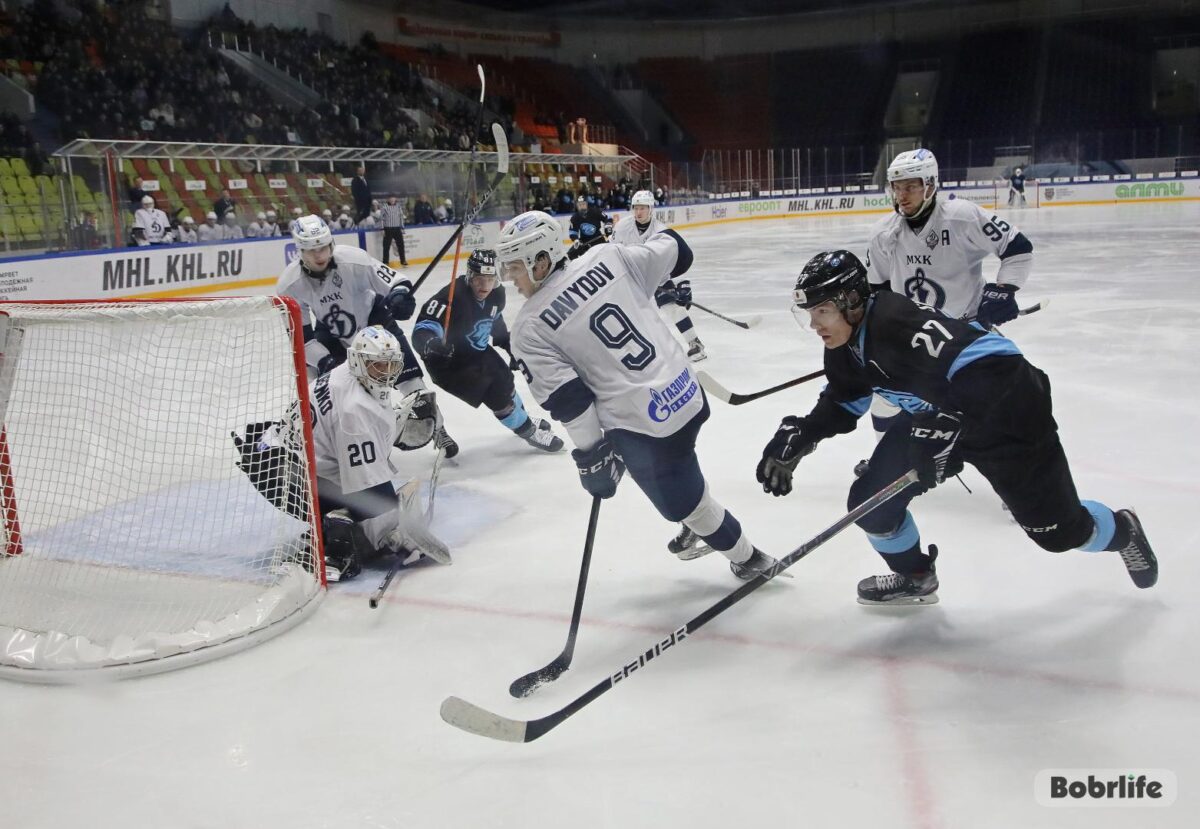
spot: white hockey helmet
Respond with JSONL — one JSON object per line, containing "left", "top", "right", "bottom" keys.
{"left": 341, "top": 204, "right": 351, "bottom": 214}
{"left": 141, "top": 194, "right": 154, "bottom": 208}
{"left": 256, "top": 211, "right": 267, "bottom": 221}
{"left": 321, "top": 208, "right": 333, "bottom": 219}
{"left": 223, "top": 211, "right": 238, "bottom": 224}
{"left": 182, "top": 215, "right": 194, "bottom": 224}
{"left": 266, "top": 209, "right": 277, "bottom": 219}
{"left": 291, "top": 215, "right": 335, "bottom": 274}
{"left": 886, "top": 148, "right": 938, "bottom": 216}
{"left": 631, "top": 190, "right": 655, "bottom": 208}
{"left": 292, "top": 207, "right": 303, "bottom": 217}
{"left": 205, "top": 211, "right": 218, "bottom": 222}
{"left": 347, "top": 326, "right": 405, "bottom": 403}
{"left": 496, "top": 210, "right": 567, "bottom": 290}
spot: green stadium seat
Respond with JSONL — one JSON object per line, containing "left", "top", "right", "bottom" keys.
{"left": 1, "top": 176, "right": 21, "bottom": 197}
{"left": 0, "top": 159, "right": 11, "bottom": 176}
{"left": 9, "top": 158, "right": 30, "bottom": 177}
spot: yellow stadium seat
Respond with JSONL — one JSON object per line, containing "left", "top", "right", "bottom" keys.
{"left": 1, "top": 176, "right": 21, "bottom": 197}
{"left": 0, "top": 214, "right": 17, "bottom": 240}
{"left": 9, "top": 158, "right": 30, "bottom": 177}
{"left": 0, "top": 159, "right": 11, "bottom": 176}
{"left": 18, "top": 176, "right": 37, "bottom": 196}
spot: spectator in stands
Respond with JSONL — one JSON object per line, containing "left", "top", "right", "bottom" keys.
{"left": 177, "top": 215, "right": 198, "bottom": 243}
{"left": 23, "top": 142, "right": 50, "bottom": 177}
{"left": 380, "top": 195, "right": 407, "bottom": 266}
{"left": 199, "top": 212, "right": 221, "bottom": 241}
{"left": 214, "top": 189, "right": 236, "bottom": 221}
{"left": 442, "top": 198, "right": 455, "bottom": 223}
{"left": 71, "top": 210, "right": 101, "bottom": 250}
{"left": 568, "top": 117, "right": 588, "bottom": 144}
{"left": 413, "top": 193, "right": 435, "bottom": 225}
{"left": 128, "top": 177, "right": 147, "bottom": 212}
{"left": 351, "top": 166, "right": 372, "bottom": 223}
{"left": 654, "top": 186, "right": 668, "bottom": 206}
{"left": 221, "top": 211, "right": 244, "bottom": 240}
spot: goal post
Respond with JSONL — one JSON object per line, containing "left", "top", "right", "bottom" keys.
{"left": 0, "top": 296, "right": 325, "bottom": 681}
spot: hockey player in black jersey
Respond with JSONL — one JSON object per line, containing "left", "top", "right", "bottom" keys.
{"left": 411, "top": 249, "right": 565, "bottom": 454}
{"left": 567, "top": 195, "right": 613, "bottom": 260}
{"left": 756, "top": 250, "right": 1158, "bottom": 604}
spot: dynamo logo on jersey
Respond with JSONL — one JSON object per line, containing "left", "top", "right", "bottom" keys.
{"left": 468, "top": 318, "right": 493, "bottom": 351}
{"left": 647, "top": 367, "right": 698, "bottom": 423}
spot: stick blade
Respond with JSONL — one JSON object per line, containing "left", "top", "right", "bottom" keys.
{"left": 696, "top": 370, "right": 733, "bottom": 403}
{"left": 440, "top": 696, "right": 528, "bottom": 743}
{"left": 477, "top": 64, "right": 485, "bottom": 100}
{"left": 509, "top": 659, "right": 568, "bottom": 698}
{"left": 491, "top": 122, "right": 509, "bottom": 173}
{"left": 739, "top": 315, "right": 762, "bottom": 329}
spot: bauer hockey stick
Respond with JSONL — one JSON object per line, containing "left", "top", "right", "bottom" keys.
{"left": 411, "top": 121, "right": 510, "bottom": 293}
{"left": 690, "top": 301, "right": 761, "bottom": 330}
{"left": 440, "top": 469, "right": 920, "bottom": 743}
{"left": 698, "top": 367, "right": 826, "bottom": 406}
{"left": 508, "top": 496, "right": 602, "bottom": 698}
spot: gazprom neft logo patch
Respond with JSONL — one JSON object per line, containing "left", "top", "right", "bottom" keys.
{"left": 1035, "top": 769, "right": 1177, "bottom": 807}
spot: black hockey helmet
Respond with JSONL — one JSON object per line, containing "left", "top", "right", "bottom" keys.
{"left": 467, "top": 248, "right": 498, "bottom": 278}
{"left": 792, "top": 250, "right": 869, "bottom": 316}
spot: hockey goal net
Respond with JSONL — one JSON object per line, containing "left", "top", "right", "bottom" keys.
{"left": 0, "top": 297, "right": 324, "bottom": 681}
{"left": 993, "top": 177, "right": 1040, "bottom": 208}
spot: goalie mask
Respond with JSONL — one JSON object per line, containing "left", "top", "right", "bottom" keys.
{"left": 348, "top": 326, "right": 405, "bottom": 403}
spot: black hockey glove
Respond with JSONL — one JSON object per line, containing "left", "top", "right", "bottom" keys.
{"left": 756, "top": 416, "right": 816, "bottom": 497}
{"left": 316, "top": 353, "right": 339, "bottom": 376}
{"left": 907, "top": 411, "right": 963, "bottom": 489}
{"left": 384, "top": 281, "right": 416, "bottom": 321}
{"left": 571, "top": 438, "right": 625, "bottom": 500}
{"left": 674, "top": 279, "right": 693, "bottom": 309}
{"left": 654, "top": 283, "right": 678, "bottom": 307}
{"left": 503, "top": 348, "right": 520, "bottom": 372}
{"left": 975, "top": 283, "right": 1018, "bottom": 328}
{"left": 420, "top": 336, "right": 454, "bottom": 369}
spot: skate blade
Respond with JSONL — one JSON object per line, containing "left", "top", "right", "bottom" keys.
{"left": 857, "top": 593, "right": 939, "bottom": 606}
{"left": 673, "top": 544, "right": 713, "bottom": 561}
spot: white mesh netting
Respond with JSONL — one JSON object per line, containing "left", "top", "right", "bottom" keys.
{"left": 0, "top": 297, "right": 323, "bottom": 681}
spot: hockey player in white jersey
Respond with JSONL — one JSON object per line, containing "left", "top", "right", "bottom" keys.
{"left": 613, "top": 189, "right": 706, "bottom": 362}
{"left": 262, "top": 209, "right": 282, "bottom": 237}
{"left": 132, "top": 194, "right": 172, "bottom": 245}
{"left": 859, "top": 148, "right": 1035, "bottom": 465}
{"left": 499, "top": 210, "right": 777, "bottom": 580}
{"left": 247, "top": 212, "right": 268, "bottom": 238}
{"left": 235, "top": 327, "right": 450, "bottom": 582}
{"left": 197, "top": 211, "right": 220, "bottom": 242}
{"left": 221, "top": 211, "right": 245, "bottom": 240}
{"left": 278, "top": 215, "right": 458, "bottom": 456}
{"left": 176, "top": 215, "right": 198, "bottom": 243}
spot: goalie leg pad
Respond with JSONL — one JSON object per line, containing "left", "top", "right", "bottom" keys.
{"left": 322, "top": 510, "right": 373, "bottom": 581}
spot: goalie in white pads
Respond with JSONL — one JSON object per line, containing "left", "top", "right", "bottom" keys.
{"left": 234, "top": 327, "right": 450, "bottom": 582}
{"left": 859, "top": 149, "right": 1035, "bottom": 471}
{"left": 613, "top": 190, "right": 705, "bottom": 362}
{"left": 278, "top": 214, "right": 458, "bottom": 457}
{"left": 500, "top": 210, "right": 777, "bottom": 580}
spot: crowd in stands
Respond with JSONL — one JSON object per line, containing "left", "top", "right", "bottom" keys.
{"left": 525, "top": 178, "right": 669, "bottom": 215}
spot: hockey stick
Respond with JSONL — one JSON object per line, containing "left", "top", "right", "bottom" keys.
{"left": 441, "top": 65, "right": 488, "bottom": 342}
{"left": 440, "top": 470, "right": 920, "bottom": 743}
{"left": 699, "top": 367, "right": 826, "bottom": 406}
{"left": 411, "top": 121, "right": 509, "bottom": 293}
{"left": 690, "top": 301, "right": 761, "bottom": 330}
{"left": 508, "top": 496, "right": 602, "bottom": 698}
{"left": 1017, "top": 299, "right": 1048, "bottom": 316}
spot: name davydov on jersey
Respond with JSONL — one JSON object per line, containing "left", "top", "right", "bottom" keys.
{"left": 648, "top": 366, "right": 698, "bottom": 423}
{"left": 537, "top": 261, "right": 617, "bottom": 329}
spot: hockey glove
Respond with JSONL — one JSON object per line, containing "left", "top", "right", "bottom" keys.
{"left": 756, "top": 416, "right": 816, "bottom": 497}
{"left": 654, "top": 283, "right": 678, "bottom": 308}
{"left": 674, "top": 279, "right": 693, "bottom": 309}
{"left": 420, "top": 336, "right": 454, "bottom": 369}
{"left": 316, "top": 353, "right": 339, "bottom": 376}
{"left": 503, "top": 348, "right": 520, "bottom": 372}
{"left": 384, "top": 281, "right": 416, "bottom": 321}
{"left": 975, "top": 283, "right": 1018, "bottom": 328}
{"left": 907, "top": 411, "right": 963, "bottom": 489}
{"left": 571, "top": 438, "right": 625, "bottom": 500}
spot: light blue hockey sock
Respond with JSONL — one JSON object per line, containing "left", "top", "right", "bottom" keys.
{"left": 497, "top": 392, "right": 530, "bottom": 432}
{"left": 1078, "top": 500, "right": 1116, "bottom": 552}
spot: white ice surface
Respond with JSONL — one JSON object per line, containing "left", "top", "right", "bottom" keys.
{"left": 2, "top": 202, "right": 1198, "bottom": 829}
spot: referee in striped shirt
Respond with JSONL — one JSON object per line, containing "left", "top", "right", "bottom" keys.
{"left": 381, "top": 195, "right": 408, "bottom": 266}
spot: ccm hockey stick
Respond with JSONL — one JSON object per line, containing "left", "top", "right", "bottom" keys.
{"left": 441, "top": 64, "right": 488, "bottom": 339}
{"left": 699, "top": 368, "right": 826, "bottom": 406}
{"left": 508, "top": 496, "right": 602, "bottom": 697}
{"left": 411, "top": 120, "right": 510, "bottom": 293}
{"left": 700, "top": 299, "right": 1045, "bottom": 407}
{"left": 690, "top": 301, "right": 761, "bottom": 330}
{"left": 440, "top": 470, "right": 920, "bottom": 743}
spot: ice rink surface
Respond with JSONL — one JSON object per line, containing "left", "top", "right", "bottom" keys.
{"left": 3, "top": 201, "right": 1198, "bottom": 829}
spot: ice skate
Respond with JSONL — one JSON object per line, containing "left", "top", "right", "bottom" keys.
{"left": 857, "top": 545, "right": 939, "bottom": 605}
{"left": 686, "top": 337, "right": 707, "bottom": 362}
{"left": 433, "top": 425, "right": 459, "bottom": 459}
{"left": 729, "top": 549, "right": 782, "bottom": 581}
{"left": 1113, "top": 509, "right": 1158, "bottom": 588}
{"left": 517, "top": 417, "right": 564, "bottom": 452}
{"left": 668, "top": 525, "right": 712, "bottom": 560}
